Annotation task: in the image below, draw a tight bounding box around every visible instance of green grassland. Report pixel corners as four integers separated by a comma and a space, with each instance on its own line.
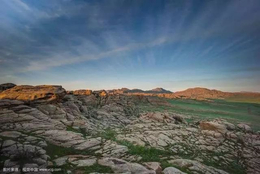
225, 96, 260, 104
139, 98, 260, 130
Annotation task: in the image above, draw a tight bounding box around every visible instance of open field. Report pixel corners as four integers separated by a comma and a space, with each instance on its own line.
139, 98, 260, 131
225, 96, 260, 104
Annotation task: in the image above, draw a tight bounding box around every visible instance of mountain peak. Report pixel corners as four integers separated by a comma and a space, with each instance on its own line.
151, 88, 164, 91
149, 88, 172, 93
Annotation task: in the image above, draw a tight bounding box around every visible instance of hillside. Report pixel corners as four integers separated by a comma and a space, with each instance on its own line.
171, 87, 260, 103
0, 84, 260, 174
108, 87, 173, 95
106, 87, 260, 104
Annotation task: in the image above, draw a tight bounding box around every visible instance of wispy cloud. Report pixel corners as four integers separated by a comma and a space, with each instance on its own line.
0, 0, 259, 91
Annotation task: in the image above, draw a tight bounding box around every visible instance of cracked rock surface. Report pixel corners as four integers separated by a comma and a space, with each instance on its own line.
0, 85, 259, 174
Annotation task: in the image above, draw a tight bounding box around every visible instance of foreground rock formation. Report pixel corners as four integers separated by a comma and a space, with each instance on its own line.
0, 85, 259, 174
0, 85, 66, 103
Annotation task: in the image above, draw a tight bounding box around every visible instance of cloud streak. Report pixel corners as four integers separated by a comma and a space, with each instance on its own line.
0, 0, 259, 91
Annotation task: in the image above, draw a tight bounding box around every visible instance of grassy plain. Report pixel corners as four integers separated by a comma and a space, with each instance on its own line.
139, 98, 260, 130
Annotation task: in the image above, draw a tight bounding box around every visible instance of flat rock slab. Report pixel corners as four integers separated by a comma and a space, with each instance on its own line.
163, 167, 187, 174
98, 157, 156, 174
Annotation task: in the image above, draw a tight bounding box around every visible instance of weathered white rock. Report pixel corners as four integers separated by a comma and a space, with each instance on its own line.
2, 140, 16, 147
237, 123, 252, 132
168, 159, 229, 174
163, 167, 187, 174
98, 157, 156, 174
143, 162, 162, 174
74, 138, 101, 150
53, 157, 68, 166
0, 131, 24, 138
71, 158, 96, 167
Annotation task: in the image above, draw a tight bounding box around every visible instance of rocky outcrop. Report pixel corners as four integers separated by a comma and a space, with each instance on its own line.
0, 85, 259, 174
0, 85, 66, 103
0, 93, 140, 173
73, 89, 92, 96
116, 116, 260, 174
237, 123, 252, 132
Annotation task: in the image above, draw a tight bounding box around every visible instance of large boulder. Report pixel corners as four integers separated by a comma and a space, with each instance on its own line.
0, 85, 66, 103
0, 83, 16, 92
163, 167, 186, 174
170, 114, 186, 124
143, 162, 162, 174
237, 123, 252, 132
199, 121, 227, 134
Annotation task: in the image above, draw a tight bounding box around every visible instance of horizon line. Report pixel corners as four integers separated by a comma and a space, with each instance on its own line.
1, 82, 260, 94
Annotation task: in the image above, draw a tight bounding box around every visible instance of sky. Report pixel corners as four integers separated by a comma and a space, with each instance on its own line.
0, 0, 260, 92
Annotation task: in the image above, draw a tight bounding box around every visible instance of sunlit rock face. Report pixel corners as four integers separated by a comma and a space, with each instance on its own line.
0, 85, 66, 103
73, 89, 92, 96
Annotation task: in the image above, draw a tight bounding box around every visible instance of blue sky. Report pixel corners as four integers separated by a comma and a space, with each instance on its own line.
0, 0, 260, 92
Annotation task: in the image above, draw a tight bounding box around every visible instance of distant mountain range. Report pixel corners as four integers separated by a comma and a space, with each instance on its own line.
107, 87, 172, 94
1, 83, 260, 103
108, 87, 260, 103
